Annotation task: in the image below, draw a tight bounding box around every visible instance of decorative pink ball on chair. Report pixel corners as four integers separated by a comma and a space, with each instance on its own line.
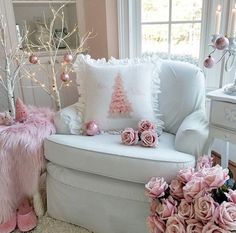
215, 36, 229, 50
204, 56, 215, 68
85, 121, 100, 136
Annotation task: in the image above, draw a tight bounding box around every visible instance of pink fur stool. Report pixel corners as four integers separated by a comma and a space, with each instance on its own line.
0, 107, 55, 224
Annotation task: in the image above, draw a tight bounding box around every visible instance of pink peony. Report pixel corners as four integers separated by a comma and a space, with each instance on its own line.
183, 176, 206, 202
145, 177, 168, 199
194, 195, 218, 224
165, 215, 186, 233
216, 201, 236, 231
177, 167, 195, 184
141, 130, 158, 147
138, 119, 156, 134
201, 165, 229, 189
178, 199, 194, 220
186, 219, 204, 233
196, 155, 213, 170
225, 189, 236, 204
156, 196, 177, 220
202, 222, 230, 233
146, 214, 166, 233
121, 128, 138, 145
169, 179, 184, 200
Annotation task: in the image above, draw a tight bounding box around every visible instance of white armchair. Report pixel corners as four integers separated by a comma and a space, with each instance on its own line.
45, 60, 209, 233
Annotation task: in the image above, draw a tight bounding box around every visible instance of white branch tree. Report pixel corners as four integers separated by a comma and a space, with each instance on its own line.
23, 5, 91, 111
0, 15, 28, 117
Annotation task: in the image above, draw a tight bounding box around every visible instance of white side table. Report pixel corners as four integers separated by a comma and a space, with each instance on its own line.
206, 88, 236, 168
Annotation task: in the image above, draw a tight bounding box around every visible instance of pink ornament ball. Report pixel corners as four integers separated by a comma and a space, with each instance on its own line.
29, 54, 38, 64
85, 121, 100, 136
215, 36, 229, 50
204, 56, 215, 69
60, 72, 70, 82
64, 53, 73, 63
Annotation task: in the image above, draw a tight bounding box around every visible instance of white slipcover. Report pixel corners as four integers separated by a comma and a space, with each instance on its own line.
46, 59, 209, 233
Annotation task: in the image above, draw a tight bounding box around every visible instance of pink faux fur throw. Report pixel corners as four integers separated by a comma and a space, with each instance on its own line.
0, 106, 55, 223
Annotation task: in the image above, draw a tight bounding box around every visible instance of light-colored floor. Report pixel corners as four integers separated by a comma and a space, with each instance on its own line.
13, 214, 91, 233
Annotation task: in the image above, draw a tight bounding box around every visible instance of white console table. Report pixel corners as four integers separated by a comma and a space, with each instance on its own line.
206, 88, 236, 168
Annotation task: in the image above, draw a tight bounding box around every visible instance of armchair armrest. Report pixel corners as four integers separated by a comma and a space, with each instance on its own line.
175, 110, 209, 157
54, 103, 82, 135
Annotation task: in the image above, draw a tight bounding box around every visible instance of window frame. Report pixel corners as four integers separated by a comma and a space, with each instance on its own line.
117, 0, 235, 90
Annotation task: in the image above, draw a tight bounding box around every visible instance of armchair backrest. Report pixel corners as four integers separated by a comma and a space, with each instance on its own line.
159, 60, 206, 134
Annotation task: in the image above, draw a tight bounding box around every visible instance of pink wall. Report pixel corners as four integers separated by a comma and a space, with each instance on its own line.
77, 0, 119, 59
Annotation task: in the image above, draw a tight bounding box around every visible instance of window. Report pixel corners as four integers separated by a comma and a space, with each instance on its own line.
118, 0, 236, 90
141, 0, 202, 66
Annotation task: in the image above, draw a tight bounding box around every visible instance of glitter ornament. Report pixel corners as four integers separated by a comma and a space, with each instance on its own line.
85, 121, 100, 136
63, 53, 73, 63
215, 36, 229, 50
204, 56, 215, 68
60, 72, 70, 82
29, 54, 38, 64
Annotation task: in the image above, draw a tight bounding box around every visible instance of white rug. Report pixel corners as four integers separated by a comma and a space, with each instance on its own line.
13, 214, 91, 233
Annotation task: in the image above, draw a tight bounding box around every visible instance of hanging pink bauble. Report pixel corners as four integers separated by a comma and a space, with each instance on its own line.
29, 54, 38, 64
63, 53, 73, 63
204, 55, 215, 68
85, 121, 100, 136
214, 36, 229, 50
60, 72, 70, 82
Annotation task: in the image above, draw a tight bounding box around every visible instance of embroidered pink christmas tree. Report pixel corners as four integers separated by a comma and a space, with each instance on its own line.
108, 73, 133, 117
15, 98, 28, 122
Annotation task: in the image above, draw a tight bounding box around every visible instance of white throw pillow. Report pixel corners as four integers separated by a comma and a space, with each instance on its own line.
74, 55, 164, 133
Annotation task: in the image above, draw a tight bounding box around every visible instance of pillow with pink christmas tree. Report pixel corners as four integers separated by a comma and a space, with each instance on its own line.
73, 54, 164, 134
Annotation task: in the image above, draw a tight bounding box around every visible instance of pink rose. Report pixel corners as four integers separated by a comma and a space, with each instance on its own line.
178, 199, 194, 220
141, 130, 158, 147
177, 167, 194, 184
183, 176, 206, 202
196, 155, 213, 170
186, 219, 203, 233
202, 222, 230, 233
165, 215, 186, 233
121, 128, 138, 145
216, 201, 236, 231
201, 165, 229, 189
150, 200, 158, 214
169, 179, 184, 200
146, 214, 166, 233
156, 196, 177, 220
145, 177, 168, 199
194, 195, 218, 224
225, 189, 236, 204
138, 119, 156, 134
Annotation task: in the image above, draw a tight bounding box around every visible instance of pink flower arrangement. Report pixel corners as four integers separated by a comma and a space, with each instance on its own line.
121, 120, 158, 147
145, 155, 236, 232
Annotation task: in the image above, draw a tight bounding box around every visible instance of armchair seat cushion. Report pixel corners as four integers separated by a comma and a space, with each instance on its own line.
45, 133, 195, 184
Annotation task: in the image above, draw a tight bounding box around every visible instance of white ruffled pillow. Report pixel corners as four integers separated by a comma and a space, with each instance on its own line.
72, 54, 164, 134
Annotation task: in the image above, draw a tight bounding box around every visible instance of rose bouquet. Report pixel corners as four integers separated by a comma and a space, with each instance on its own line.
145, 155, 236, 232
